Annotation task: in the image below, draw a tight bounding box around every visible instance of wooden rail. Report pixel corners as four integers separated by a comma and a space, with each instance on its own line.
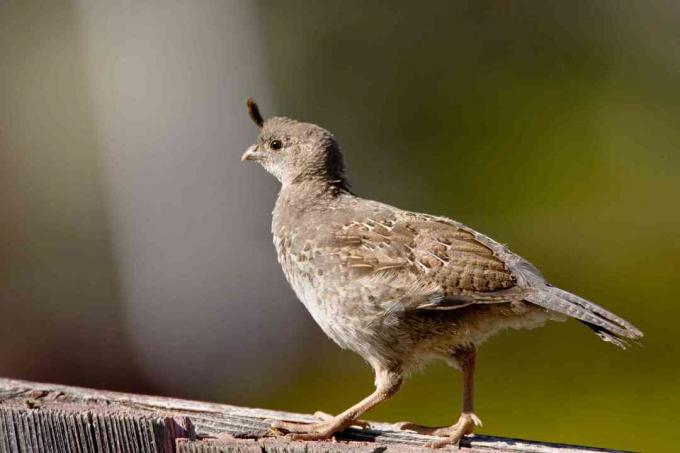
0, 378, 630, 453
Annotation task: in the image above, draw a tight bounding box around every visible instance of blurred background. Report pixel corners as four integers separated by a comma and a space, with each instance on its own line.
1, 1, 678, 451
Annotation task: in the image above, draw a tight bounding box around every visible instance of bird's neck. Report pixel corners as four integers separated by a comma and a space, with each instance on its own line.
273, 176, 351, 232
283, 171, 351, 201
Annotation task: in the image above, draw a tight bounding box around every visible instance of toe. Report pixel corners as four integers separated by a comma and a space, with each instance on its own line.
422, 413, 479, 447
273, 418, 348, 440
315, 411, 370, 428
350, 419, 371, 428
394, 421, 418, 430
285, 427, 335, 441
425, 435, 464, 449
394, 422, 440, 435
270, 420, 315, 433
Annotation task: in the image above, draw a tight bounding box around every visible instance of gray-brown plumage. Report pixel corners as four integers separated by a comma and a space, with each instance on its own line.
241, 99, 643, 447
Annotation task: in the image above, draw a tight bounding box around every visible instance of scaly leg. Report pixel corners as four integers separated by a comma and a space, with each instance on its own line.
396, 347, 482, 448
270, 365, 402, 441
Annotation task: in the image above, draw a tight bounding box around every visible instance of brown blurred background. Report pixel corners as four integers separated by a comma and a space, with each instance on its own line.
1, 1, 678, 451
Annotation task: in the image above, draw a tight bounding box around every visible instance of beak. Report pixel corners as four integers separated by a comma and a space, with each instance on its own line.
241, 144, 259, 162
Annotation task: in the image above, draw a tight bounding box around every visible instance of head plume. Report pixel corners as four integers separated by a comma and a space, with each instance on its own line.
246, 97, 264, 128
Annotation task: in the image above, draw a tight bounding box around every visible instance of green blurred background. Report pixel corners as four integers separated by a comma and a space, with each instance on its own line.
1, 1, 679, 451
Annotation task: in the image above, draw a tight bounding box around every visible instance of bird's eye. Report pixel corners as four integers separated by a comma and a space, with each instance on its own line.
270, 140, 283, 150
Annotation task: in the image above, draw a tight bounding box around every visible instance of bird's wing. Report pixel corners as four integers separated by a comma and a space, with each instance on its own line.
325, 206, 532, 310
325, 203, 642, 346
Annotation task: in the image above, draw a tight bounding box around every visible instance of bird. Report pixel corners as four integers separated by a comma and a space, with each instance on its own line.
240, 98, 643, 448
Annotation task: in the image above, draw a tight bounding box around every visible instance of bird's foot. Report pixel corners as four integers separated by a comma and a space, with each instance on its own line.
270, 418, 348, 441
270, 412, 367, 441
395, 413, 481, 448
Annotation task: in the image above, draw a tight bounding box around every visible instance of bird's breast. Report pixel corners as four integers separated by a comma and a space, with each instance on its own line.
274, 231, 388, 353
274, 233, 333, 326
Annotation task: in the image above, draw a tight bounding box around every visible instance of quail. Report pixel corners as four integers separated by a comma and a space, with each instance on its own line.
241, 99, 643, 448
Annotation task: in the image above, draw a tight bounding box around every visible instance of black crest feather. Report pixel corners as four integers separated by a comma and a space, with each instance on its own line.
246, 98, 264, 128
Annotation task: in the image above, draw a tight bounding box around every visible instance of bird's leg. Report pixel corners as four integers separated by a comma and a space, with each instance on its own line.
424, 346, 481, 447
270, 366, 402, 441
395, 346, 482, 448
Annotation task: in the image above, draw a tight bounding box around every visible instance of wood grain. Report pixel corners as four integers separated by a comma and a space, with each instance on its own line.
0, 379, 630, 453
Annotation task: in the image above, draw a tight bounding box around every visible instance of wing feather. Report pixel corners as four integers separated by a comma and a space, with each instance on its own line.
321, 202, 642, 347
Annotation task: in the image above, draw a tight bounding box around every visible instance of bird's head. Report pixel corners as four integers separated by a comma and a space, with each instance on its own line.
242, 99, 348, 188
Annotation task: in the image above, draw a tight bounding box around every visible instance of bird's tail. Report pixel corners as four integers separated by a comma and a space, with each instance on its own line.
524, 285, 643, 349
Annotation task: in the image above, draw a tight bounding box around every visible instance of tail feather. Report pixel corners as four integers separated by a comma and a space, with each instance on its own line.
549, 286, 642, 336
525, 285, 643, 347
579, 321, 632, 349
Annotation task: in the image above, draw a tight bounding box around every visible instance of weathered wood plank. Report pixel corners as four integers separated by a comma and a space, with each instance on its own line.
0, 378, 630, 453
